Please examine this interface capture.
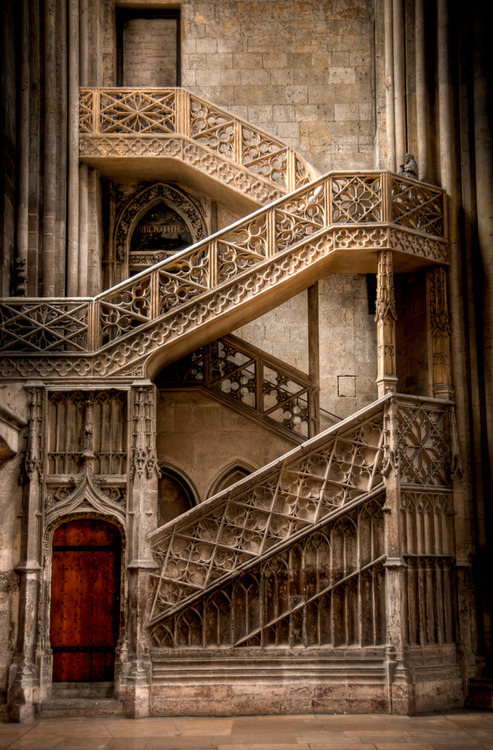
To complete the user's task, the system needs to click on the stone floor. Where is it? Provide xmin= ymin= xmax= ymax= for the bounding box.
xmin=1 ymin=711 xmax=493 ymax=750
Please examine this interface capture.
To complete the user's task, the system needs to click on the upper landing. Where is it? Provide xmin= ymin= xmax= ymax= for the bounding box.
xmin=79 ymin=87 xmax=316 ymax=211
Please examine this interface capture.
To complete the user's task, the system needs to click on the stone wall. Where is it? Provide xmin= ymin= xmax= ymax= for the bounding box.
xmin=156 ymin=389 xmax=296 ymax=502
xmin=101 ymin=0 xmax=376 ymax=175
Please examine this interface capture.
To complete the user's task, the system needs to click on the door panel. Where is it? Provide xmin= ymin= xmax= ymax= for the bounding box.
xmin=51 ymin=519 xmax=121 ymax=682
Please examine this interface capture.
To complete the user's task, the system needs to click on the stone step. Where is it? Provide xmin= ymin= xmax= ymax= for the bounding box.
xmin=51 ymin=681 xmax=115 ymax=699
xmin=39 ymin=697 xmax=122 ymax=718
xmin=466 ymin=678 xmax=493 ymax=710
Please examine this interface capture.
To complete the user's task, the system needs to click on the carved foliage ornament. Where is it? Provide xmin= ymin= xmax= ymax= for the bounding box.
xmin=44 ymin=466 xmax=126 ymax=527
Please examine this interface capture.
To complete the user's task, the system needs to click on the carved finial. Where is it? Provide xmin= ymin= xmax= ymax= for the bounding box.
xmin=399 ymin=153 xmax=418 ymax=179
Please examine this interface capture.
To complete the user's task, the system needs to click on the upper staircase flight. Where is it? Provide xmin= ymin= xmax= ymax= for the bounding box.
xmin=0 ymin=170 xmax=447 ymax=381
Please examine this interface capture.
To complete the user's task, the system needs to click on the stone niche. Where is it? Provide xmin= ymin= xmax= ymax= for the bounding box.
xmin=116 ymin=8 xmax=180 ymax=87
xmin=105 ymin=181 xmax=209 ymax=285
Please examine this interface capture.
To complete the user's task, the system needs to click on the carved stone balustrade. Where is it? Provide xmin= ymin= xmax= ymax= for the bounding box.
xmin=0 ymin=171 xmax=447 ymax=381
xmin=79 ymin=88 xmax=316 ymax=204
xmin=146 ymin=394 xmax=457 ymax=652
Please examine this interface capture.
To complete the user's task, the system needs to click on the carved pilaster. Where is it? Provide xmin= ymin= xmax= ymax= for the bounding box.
xmin=122 ymin=382 xmax=159 ymax=718
xmin=82 ymin=395 xmax=95 ymax=468
xmin=426 ymin=266 xmax=454 ymax=400
xmin=9 ymin=383 xmax=45 ymax=721
xmin=382 ymin=397 xmax=411 ymax=713
xmin=375 ymin=250 xmax=398 ymax=397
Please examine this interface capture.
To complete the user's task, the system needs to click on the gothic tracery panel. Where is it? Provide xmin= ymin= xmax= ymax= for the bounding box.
xmin=149 ymin=496 xmax=386 ymax=649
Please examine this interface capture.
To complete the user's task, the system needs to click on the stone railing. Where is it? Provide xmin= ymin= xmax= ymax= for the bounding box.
xmin=146 ymin=394 xmax=456 ymax=649
xmin=157 ymin=333 xmax=319 ymax=439
xmin=79 ymin=87 xmax=316 ymax=199
xmin=0 ymin=171 xmax=447 ymax=379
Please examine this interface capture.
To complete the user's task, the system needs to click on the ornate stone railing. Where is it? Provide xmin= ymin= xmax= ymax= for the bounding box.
xmin=157 ymin=333 xmax=319 ymax=439
xmin=0 ymin=171 xmax=447 ymax=380
xmin=79 ymin=87 xmax=316 ymax=201
xmin=147 ymin=394 xmax=456 ymax=649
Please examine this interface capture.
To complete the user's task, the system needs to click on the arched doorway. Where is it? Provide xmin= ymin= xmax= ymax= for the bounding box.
xmin=50 ymin=519 xmax=121 ymax=683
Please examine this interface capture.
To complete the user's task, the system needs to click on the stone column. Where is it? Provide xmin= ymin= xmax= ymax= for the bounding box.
xmin=392 ymin=0 xmax=407 ymax=165
xmin=384 ymin=0 xmax=396 ymax=170
xmin=121 ymin=382 xmax=160 ymax=718
xmin=375 ymin=250 xmax=398 ymax=397
xmin=437 ymin=0 xmax=478 ymax=682
xmin=67 ymin=0 xmax=80 ymax=296
xmin=78 ymin=163 xmax=89 ymax=296
xmin=383 ymin=396 xmax=411 ymax=713
xmin=472 ymin=0 xmax=493 ymax=674
xmin=28 ymin=0 xmax=42 ymax=296
xmin=415 ymin=0 xmax=430 ymax=182
xmin=15 ymin=0 xmax=30 ymax=296
xmin=42 ymin=0 xmax=57 ymax=296
xmin=8 ymin=384 xmax=45 ymax=722
xmin=426 ymin=266 xmax=454 ymax=401
xmin=308 ymin=283 xmax=320 ymax=437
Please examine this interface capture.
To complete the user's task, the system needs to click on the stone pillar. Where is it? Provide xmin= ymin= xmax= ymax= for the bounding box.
xmin=121 ymin=382 xmax=160 ymax=718
xmin=15 ymin=0 xmax=30 ymax=296
xmin=471 ymin=0 xmax=493 ymax=674
xmin=375 ymin=250 xmax=398 ymax=397
xmin=8 ymin=384 xmax=45 ymax=722
xmin=67 ymin=0 xmax=80 ymax=296
xmin=42 ymin=0 xmax=57 ymax=297
xmin=384 ymin=0 xmax=396 ymax=170
xmin=308 ymin=283 xmax=320 ymax=437
xmin=27 ymin=0 xmax=42 ymax=296
xmin=426 ymin=266 xmax=454 ymax=400
xmin=415 ymin=0 xmax=430 ymax=182
xmin=383 ymin=396 xmax=410 ymax=713
xmin=393 ymin=0 xmax=407 ymax=165
xmin=78 ymin=163 xmax=89 ymax=296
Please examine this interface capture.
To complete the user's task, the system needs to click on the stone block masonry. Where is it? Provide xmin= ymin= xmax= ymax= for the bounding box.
xmin=101 ymin=0 xmax=376 ymax=174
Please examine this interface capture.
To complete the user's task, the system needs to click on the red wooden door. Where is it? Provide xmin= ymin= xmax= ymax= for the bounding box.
xmin=51 ymin=519 xmax=121 ymax=682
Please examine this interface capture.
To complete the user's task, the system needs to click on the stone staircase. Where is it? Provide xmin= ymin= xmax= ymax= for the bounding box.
xmin=146 ymin=393 xmax=455 ymax=650
xmin=0 ymin=170 xmax=447 ymax=383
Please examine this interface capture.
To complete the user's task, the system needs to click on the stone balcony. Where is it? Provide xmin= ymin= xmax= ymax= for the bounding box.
xmin=78 ymin=87 xmax=317 ymax=209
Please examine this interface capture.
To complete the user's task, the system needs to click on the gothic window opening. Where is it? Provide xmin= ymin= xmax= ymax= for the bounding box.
xmin=210 ymin=465 xmax=251 ymax=496
xmin=116 ymin=9 xmax=181 ymax=87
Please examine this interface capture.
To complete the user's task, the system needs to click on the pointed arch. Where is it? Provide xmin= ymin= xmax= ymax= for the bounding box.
xmin=112 ymin=182 xmax=208 ymax=280
xmin=158 ymin=463 xmax=199 ymax=526
xmin=208 ymin=460 xmax=255 ymax=498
